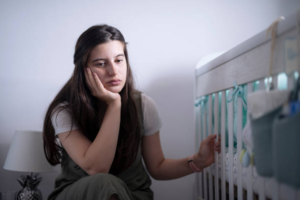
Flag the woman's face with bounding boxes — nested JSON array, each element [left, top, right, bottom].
[[87, 40, 127, 93]]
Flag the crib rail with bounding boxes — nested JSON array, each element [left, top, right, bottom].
[[195, 9, 300, 200], [195, 9, 299, 98]]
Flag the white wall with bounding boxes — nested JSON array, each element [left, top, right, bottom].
[[0, 0, 298, 199]]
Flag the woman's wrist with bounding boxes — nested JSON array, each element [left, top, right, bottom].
[[106, 95, 121, 108], [193, 154, 206, 169], [188, 154, 203, 172]]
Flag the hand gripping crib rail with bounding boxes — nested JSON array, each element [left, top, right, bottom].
[[194, 9, 300, 200]]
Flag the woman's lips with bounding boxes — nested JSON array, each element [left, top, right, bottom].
[[107, 80, 121, 86]]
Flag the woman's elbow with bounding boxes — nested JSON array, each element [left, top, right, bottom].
[[82, 158, 111, 175], [151, 175, 160, 180], [148, 170, 163, 180]]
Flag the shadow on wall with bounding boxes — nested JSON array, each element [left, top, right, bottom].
[[142, 71, 196, 200], [143, 69, 195, 142]]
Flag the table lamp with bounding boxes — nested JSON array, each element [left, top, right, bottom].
[[3, 130, 53, 200]]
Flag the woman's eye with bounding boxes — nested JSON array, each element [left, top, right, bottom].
[[116, 59, 123, 63], [96, 63, 105, 67]]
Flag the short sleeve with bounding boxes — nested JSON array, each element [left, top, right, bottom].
[[51, 102, 79, 135], [141, 93, 163, 136]]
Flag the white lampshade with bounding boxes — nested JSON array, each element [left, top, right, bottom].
[[3, 130, 53, 172]]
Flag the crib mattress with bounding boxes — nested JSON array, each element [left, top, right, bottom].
[[209, 151, 300, 200]]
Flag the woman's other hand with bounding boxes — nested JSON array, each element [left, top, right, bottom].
[[194, 134, 221, 169], [85, 67, 121, 105]]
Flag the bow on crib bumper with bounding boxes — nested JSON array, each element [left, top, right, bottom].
[[227, 81, 254, 168]]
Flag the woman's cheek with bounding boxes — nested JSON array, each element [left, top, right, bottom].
[[95, 72, 105, 83]]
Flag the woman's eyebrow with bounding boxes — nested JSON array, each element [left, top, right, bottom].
[[92, 54, 125, 63], [92, 58, 105, 63]]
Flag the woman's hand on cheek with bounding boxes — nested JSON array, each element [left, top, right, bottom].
[[85, 67, 121, 106]]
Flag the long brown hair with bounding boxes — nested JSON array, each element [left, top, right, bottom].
[[43, 25, 141, 174]]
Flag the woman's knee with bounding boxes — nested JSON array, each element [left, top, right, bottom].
[[88, 173, 123, 188], [82, 173, 128, 198], [91, 173, 118, 183]]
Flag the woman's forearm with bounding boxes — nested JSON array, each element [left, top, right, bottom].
[[152, 157, 196, 180], [152, 134, 220, 180], [83, 100, 121, 174]]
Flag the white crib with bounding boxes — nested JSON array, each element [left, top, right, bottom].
[[194, 9, 300, 200]]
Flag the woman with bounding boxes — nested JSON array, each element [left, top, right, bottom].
[[43, 25, 221, 200]]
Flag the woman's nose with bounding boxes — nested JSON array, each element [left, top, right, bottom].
[[107, 62, 117, 76]]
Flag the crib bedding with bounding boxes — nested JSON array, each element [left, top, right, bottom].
[[209, 150, 300, 200]]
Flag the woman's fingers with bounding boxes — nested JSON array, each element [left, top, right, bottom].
[[92, 71, 105, 91], [85, 67, 106, 98], [214, 145, 220, 149], [85, 67, 95, 90], [215, 140, 220, 145], [205, 134, 217, 145], [214, 146, 221, 153], [215, 141, 220, 147], [214, 135, 221, 153]]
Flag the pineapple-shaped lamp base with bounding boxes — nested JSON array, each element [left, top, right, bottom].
[[17, 173, 43, 200]]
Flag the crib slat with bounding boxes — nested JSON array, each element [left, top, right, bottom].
[[272, 179, 280, 200], [208, 94, 214, 200], [196, 103, 203, 199], [203, 102, 208, 200], [195, 102, 201, 153], [247, 83, 253, 200], [285, 185, 297, 200], [258, 176, 265, 200], [228, 89, 234, 200], [195, 172, 200, 200], [258, 79, 266, 200], [287, 73, 295, 90], [214, 93, 220, 200], [272, 178, 280, 200], [259, 79, 265, 91], [221, 91, 226, 200], [272, 75, 278, 90], [237, 91, 243, 200], [272, 76, 280, 200]]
